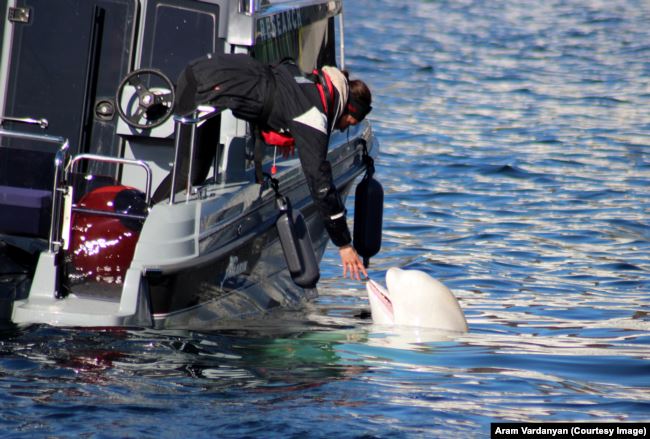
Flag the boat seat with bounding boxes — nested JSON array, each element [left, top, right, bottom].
[[0, 185, 52, 237]]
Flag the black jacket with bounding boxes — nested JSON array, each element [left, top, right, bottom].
[[175, 53, 351, 247]]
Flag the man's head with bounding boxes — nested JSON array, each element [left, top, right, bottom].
[[337, 78, 372, 131]]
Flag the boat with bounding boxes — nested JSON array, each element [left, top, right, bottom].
[[0, 0, 379, 329]]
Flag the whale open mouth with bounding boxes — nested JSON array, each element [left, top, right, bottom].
[[367, 279, 394, 317]]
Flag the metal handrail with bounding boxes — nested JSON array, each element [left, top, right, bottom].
[[170, 107, 223, 204], [66, 153, 153, 205], [0, 116, 49, 129], [50, 143, 70, 252], [339, 11, 345, 70], [173, 106, 221, 125]]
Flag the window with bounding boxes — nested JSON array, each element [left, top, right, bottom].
[[253, 14, 336, 71], [142, 1, 218, 81]]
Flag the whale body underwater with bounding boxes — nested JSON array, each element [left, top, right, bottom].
[[366, 267, 468, 333]]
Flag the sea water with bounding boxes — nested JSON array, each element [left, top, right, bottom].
[[1, 0, 649, 437]]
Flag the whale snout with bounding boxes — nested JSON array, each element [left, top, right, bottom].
[[366, 279, 395, 325]]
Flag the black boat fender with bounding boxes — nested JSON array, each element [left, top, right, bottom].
[[269, 176, 320, 289], [353, 144, 383, 268]]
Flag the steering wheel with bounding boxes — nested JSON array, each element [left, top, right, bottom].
[[116, 69, 175, 129]]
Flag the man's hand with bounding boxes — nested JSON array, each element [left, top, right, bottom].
[[339, 244, 368, 281]]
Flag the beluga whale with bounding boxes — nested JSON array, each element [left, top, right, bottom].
[[366, 267, 468, 333]]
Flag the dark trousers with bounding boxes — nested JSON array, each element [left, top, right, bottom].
[[151, 117, 219, 204]]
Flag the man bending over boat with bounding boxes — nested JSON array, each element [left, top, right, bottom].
[[157, 53, 373, 281]]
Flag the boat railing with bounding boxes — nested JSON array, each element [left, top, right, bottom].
[[0, 127, 70, 253], [66, 154, 153, 205], [0, 116, 49, 129], [170, 106, 223, 204]]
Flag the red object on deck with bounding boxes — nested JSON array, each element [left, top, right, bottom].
[[67, 185, 146, 287]]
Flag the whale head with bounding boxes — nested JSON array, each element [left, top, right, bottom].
[[366, 267, 468, 332]]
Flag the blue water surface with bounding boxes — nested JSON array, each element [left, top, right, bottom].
[[2, 0, 650, 437]]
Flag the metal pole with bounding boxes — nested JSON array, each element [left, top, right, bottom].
[[339, 11, 345, 69], [169, 120, 183, 204], [186, 121, 197, 202]]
